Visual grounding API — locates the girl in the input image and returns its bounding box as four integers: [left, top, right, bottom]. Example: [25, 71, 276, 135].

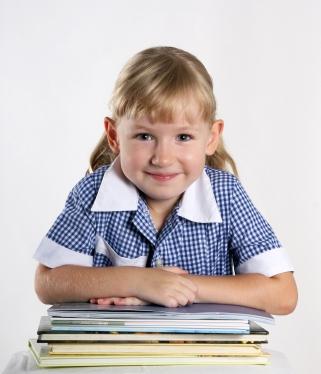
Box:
[34, 46, 297, 314]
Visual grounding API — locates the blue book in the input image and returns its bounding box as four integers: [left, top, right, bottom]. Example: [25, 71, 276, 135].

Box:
[48, 302, 274, 325]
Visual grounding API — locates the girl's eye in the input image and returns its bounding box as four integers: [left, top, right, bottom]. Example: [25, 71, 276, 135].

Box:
[177, 134, 192, 142]
[136, 133, 153, 141]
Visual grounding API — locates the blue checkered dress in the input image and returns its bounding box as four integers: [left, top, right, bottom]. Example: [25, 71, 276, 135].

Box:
[42, 165, 281, 276]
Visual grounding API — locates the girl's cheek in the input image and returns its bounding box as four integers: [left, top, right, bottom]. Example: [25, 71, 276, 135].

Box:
[122, 148, 147, 168]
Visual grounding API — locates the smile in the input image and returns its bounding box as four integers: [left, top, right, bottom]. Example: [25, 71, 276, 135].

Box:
[145, 172, 179, 181]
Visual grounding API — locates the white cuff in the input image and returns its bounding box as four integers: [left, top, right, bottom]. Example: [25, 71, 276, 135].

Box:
[33, 236, 93, 268]
[236, 247, 294, 277]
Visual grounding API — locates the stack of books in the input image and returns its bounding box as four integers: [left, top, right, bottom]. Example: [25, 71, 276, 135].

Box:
[29, 303, 273, 367]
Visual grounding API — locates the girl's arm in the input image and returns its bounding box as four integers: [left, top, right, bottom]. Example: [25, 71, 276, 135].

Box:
[34, 264, 197, 307]
[92, 271, 297, 315]
[186, 271, 297, 315]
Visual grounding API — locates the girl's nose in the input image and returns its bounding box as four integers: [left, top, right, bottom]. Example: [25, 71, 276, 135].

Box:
[150, 141, 174, 167]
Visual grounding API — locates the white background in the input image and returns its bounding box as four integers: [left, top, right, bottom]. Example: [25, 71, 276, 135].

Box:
[1, 0, 320, 372]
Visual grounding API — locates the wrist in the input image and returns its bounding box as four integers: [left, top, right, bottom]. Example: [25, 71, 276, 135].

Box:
[125, 266, 149, 298]
[182, 273, 202, 303]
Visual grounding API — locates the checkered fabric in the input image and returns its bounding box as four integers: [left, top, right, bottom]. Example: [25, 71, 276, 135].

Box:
[44, 165, 281, 275]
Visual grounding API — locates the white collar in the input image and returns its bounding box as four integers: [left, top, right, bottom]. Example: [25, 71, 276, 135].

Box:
[91, 157, 222, 223]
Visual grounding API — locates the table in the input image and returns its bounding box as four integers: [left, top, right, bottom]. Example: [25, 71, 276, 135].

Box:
[2, 350, 294, 374]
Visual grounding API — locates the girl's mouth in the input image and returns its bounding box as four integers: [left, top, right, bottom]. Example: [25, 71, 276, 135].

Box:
[146, 172, 179, 181]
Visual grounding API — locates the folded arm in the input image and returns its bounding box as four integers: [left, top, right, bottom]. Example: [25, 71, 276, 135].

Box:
[34, 264, 198, 307]
[35, 264, 297, 315]
[185, 271, 298, 315]
[91, 271, 298, 315]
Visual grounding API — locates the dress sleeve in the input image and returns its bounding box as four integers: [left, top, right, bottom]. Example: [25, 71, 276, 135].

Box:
[229, 178, 294, 277]
[33, 183, 96, 268]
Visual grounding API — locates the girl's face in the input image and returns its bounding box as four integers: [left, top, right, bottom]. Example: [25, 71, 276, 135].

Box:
[105, 111, 223, 211]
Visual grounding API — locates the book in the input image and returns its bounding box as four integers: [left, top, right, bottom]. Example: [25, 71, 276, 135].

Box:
[47, 302, 274, 325]
[47, 342, 264, 356]
[48, 318, 249, 334]
[37, 317, 268, 344]
[29, 339, 269, 367]
[51, 317, 250, 327]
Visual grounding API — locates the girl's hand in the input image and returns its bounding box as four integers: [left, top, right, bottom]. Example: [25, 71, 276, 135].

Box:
[136, 266, 197, 307]
[90, 296, 149, 306]
[89, 266, 194, 307]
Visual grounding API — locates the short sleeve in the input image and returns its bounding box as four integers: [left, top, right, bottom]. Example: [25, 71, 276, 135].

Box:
[33, 183, 96, 268]
[229, 179, 294, 276]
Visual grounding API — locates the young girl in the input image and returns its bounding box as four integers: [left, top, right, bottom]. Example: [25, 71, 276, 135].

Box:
[34, 46, 297, 314]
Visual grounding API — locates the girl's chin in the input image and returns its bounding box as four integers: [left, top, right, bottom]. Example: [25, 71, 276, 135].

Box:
[141, 191, 183, 204]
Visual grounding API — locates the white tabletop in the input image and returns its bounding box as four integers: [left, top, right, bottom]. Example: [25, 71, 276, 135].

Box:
[2, 350, 294, 374]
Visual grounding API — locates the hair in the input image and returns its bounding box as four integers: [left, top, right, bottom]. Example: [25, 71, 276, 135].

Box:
[89, 46, 238, 177]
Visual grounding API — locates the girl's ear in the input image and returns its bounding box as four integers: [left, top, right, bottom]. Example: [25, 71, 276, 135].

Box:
[205, 119, 224, 156]
[104, 117, 120, 154]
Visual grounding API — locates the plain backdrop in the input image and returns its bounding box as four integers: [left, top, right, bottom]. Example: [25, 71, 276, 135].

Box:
[1, 0, 320, 372]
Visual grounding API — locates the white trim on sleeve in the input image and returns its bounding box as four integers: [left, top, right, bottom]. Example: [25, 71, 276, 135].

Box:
[235, 247, 294, 277]
[33, 236, 93, 268]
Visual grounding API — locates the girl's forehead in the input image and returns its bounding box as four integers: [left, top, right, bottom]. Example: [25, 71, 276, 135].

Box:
[152, 112, 200, 124]
[124, 114, 206, 128]
[151, 98, 207, 124]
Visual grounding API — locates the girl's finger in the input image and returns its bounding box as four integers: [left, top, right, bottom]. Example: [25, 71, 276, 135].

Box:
[97, 297, 115, 305]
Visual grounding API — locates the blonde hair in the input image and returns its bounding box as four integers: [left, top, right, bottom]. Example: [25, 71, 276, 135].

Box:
[89, 46, 238, 176]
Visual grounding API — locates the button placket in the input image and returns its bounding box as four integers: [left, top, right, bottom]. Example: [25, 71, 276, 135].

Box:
[131, 199, 157, 247]
[153, 215, 183, 268]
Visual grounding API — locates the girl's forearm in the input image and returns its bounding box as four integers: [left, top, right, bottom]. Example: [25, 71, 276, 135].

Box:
[34, 264, 198, 307]
[34, 264, 143, 304]
[187, 272, 297, 315]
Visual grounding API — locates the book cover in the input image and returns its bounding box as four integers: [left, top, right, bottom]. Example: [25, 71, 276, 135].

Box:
[47, 302, 274, 325]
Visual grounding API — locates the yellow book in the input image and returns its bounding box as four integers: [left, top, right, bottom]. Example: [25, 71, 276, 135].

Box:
[29, 339, 270, 367]
[48, 342, 264, 356]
